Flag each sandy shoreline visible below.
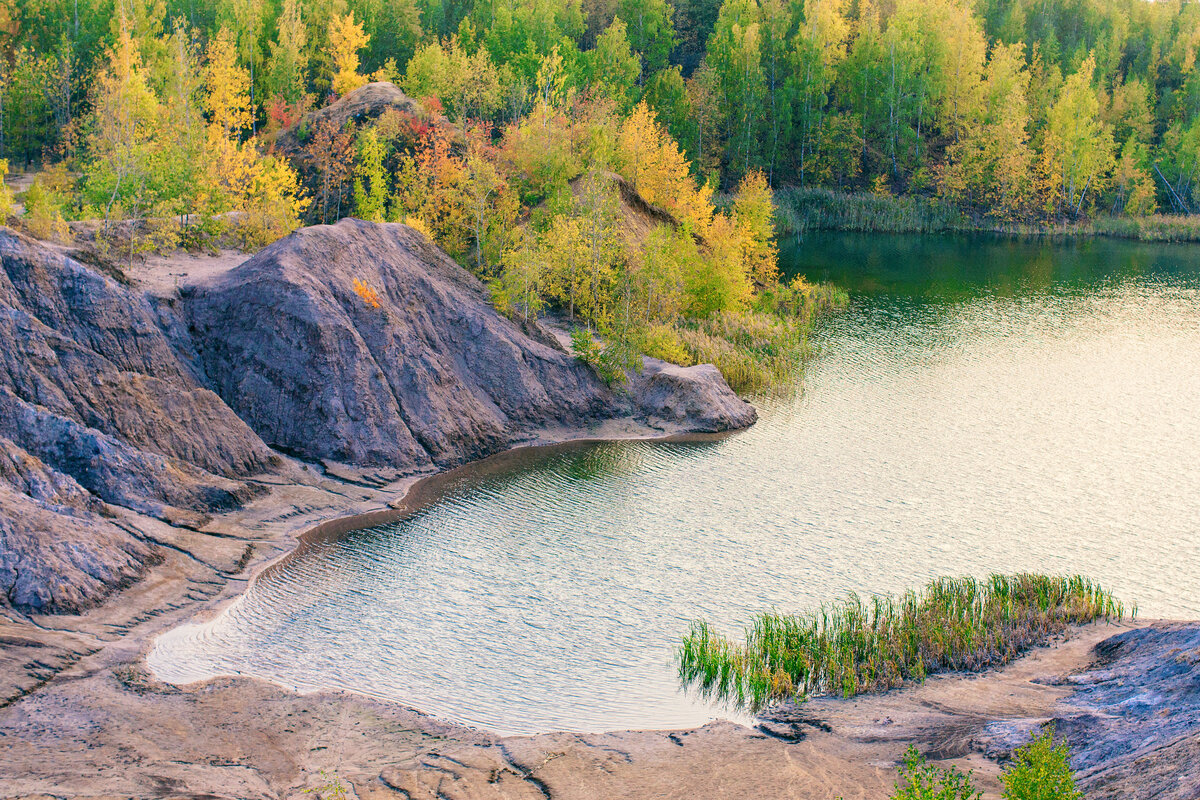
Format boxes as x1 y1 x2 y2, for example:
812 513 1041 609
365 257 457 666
1 435 1195 799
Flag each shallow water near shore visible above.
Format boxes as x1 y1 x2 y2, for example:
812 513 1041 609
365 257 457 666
150 231 1200 735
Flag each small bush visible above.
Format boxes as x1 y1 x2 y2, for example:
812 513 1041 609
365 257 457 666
1001 726 1082 800
0 159 14 221
571 327 633 387
352 277 383 308
639 322 694 366
892 746 981 800
22 169 73 243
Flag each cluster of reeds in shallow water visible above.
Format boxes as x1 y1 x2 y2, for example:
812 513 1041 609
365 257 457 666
678 574 1130 712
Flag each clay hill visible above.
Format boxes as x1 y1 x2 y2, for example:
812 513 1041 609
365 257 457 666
0 219 755 614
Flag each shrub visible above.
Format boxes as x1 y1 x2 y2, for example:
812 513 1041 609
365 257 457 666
22 168 73 242
570 327 633 387
639 322 694 366
1001 726 1082 800
0 159 14 221
892 746 981 800
352 278 382 309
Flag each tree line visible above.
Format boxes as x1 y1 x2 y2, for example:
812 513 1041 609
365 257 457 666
5 0 1200 222
1 0 1195 388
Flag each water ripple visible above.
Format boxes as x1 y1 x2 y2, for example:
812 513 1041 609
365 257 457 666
151 234 1200 735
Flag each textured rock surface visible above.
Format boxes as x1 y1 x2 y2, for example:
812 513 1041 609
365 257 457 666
0 228 277 483
0 437 158 613
974 621 1200 800
632 361 758 432
0 228 280 610
183 218 755 469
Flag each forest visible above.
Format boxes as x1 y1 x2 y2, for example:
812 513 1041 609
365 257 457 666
2 0 1199 387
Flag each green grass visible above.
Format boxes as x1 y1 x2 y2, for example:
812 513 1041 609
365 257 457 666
657 278 850 395
678 574 1130 712
775 187 967 236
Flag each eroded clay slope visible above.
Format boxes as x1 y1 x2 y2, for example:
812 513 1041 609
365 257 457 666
0 220 755 612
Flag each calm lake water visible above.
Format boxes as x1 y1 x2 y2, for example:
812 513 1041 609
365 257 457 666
150 232 1200 735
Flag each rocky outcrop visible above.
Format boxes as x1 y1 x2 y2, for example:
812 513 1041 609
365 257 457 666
276 82 427 155
0 228 278 610
632 361 757 432
182 218 755 470
0 437 158 613
0 229 278 482
972 622 1200 800
0 220 755 612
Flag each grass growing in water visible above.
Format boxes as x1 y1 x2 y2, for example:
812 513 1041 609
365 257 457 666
775 186 1200 242
678 574 1130 712
648 278 850 394
775 187 967 236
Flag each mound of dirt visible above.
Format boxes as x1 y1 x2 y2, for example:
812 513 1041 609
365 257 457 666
182 218 755 469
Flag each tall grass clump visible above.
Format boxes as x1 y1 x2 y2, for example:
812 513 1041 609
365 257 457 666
775 187 967 236
674 310 810 394
666 277 849 394
678 574 1130 712
1082 213 1200 242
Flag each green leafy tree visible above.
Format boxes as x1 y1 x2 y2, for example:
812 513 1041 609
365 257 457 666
706 0 766 178
268 0 309 106
589 17 640 112
790 0 850 185
616 0 674 73
352 126 387 221
1000 726 1083 800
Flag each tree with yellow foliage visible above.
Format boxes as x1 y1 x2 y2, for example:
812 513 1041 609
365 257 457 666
329 11 368 97
685 212 753 317
791 0 850 186
204 29 252 139
80 9 165 254
201 25 308 246
615 101 714 236
731 169 777 287
940 42 1034 220
1044 55 1116 216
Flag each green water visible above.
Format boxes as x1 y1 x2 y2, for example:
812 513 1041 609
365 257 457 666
151 231 1200 735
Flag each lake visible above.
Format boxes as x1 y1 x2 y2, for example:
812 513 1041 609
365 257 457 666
149 232 1200 735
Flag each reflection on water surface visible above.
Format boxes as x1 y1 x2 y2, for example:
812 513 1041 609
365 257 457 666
151 232 1200 735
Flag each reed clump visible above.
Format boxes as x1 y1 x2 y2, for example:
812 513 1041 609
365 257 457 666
775 187 967 236
1080 213 1200 242
678 574 1130 712
665 277 849 394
